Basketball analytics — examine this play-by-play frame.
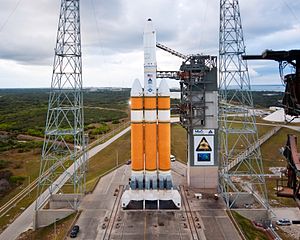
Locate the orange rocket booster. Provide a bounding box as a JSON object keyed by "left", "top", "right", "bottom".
{"left": 158, "top": 80, "right": 171, "bottom": 173}
{"left": 130, "top": 19, "right": 173, "bottom": 190}
{"left": 130, "top": 79, "right": 144, "bottom": 189}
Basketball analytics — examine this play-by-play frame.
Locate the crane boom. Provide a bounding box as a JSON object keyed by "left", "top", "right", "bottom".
{"left": 156, "top": 42, "right": 188, "bottom": 60}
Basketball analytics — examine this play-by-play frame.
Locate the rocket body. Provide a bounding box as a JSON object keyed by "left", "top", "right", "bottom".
{"left": 130, "top": 19, "right": 172, "bottom": 190}
{"left": 144, "top": 19, "right": 158, "bottom": 189}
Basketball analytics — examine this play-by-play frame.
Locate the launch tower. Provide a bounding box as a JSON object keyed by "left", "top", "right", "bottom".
{"left": 219, "top": 0, "right": 269, "bottom": 208}
{"left": 155, "top": 43, "right": 219, "bottom": 189}
{"left": 180, "top": 56, "right": 219, "bottom": 189}
{"left": 34, "top": 0, "right": 87, "bottom": 227}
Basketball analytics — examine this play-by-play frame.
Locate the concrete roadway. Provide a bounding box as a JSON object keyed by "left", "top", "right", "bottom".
{"left": 0, "top": 127, "right": 130, "bottom": 240}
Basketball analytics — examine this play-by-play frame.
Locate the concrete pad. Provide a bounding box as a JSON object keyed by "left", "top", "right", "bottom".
{"left": 272, "top": 207, "right": 300, "bottom": 221}
{"left": 49, "top": 193, "right": 82, "bottom": 209}
{"left": 72, "top": 163, "right": 241, "bottom": 240}
{"left": 189, "top": 166, "right": 218, "bottom": 189}
{"left": 34, "top": 209, "right": 75, "bottom": 228}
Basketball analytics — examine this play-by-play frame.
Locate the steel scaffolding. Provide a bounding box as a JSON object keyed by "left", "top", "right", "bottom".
{"left": 35, "top": 0, "right": 86, "bottom": 210}
{"left": 219, "top": 0, "right": 269, "bottom": 209}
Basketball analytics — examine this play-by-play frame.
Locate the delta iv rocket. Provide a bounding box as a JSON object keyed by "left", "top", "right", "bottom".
{"left": 130, "top": 19, "right": 172, "bottom": 190}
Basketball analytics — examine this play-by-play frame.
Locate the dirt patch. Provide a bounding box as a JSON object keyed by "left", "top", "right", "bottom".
{"left": 17, "top": 213, "right": 76, "bottom": 240}
{"left": 276, "top": 225, "right": 300, "bottom": 240}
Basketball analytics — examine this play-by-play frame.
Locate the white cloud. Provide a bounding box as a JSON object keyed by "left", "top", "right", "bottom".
{"left": 0, "top": 0, "right": 299, "bottom": 88}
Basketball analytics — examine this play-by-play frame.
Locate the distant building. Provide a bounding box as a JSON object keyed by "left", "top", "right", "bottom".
{"left": 264, "top": 107, "right": 300, "bottom": 123}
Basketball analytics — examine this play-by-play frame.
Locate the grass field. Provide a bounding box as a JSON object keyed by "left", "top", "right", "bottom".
{"left": 260, "top": 127, "right": 300, "bottom": 207}
{"left": 221, "top": 120, "right": 274, "bottom": 158}
{"left": 0, "top": 149, "right": 41, "bottom": 207}
{"left": 85, "top": 131, "right": 131, "bottom": 192}
{"left": 171, "top": 123, "right": 187, "bottom": 163}
{"left": 231, "top": 211, "right": 269, "bottom": 240}
{"left": 0, "top": 147, "right": 46, "bottom": 232}
{"left": 171, "top": 120, "right": 274, "bottom": 164}
{"left": 260, "top": 128, "right": 300, "bottom": 172}
{"left": 0, "top": 185, "right": 39, "bottom": 233}
{"left": 264, "top": 178, "right": 297, "bottom": 207}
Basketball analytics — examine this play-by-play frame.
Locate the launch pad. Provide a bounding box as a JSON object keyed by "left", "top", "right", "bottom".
{"left": 74, "top": 163, "right": 241, "bottom": 240}
{"left": 121, "top": 189, "right": 181, "bottom": 209}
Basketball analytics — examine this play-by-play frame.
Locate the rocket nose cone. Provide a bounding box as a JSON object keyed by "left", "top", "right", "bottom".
{"left": 144, "top": 18, "right": 155, "bottom": 33}
{"left": 158, "top": 79, "right": 170, "bottom": 96}
{"left": 131, "top": 79, "right": 143, "bottom": 97}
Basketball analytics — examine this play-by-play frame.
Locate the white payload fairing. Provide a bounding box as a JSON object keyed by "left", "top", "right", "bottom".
{"left": 130, "top": 19, "right": 172, "bottom": 190}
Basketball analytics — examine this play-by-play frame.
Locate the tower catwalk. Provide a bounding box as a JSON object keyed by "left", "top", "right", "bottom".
{"left": 35, "top": 0, "right": 86, "bottom": 210}
{"left": 219, "top": 0, "right": 269, "bottom": 208}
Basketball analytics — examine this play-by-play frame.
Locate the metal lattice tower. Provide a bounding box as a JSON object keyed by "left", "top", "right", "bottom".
{"left": 36, "top": 0, "right": 86, "bottom": 210}
{"left": 219, "top": 0, "right": 269, "bottom": 208}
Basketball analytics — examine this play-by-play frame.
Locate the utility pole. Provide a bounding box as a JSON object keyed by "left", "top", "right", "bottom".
{"left": 219, "top": 0, "right": 269, "bottom": 209}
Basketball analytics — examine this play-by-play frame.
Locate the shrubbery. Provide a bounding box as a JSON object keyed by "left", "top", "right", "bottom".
{"left": 90, "top": 124, "right": 110, "bottom": 135}
{"left": 0, "top": 89, "right": 129, "bottom": 136}
{"left": 228, "top": 90, "right": 283, "bottom": 108}
{"left": 0, "top": 160, "right": 10, "bottom": 169}
{"left": 9, "top": 176, "right": 26, "bottom": 185}
{"left": 0, "top": 139, "right": 43, "bottom": 153}
{"left": 0, "top": 89, "right": 130, "bottom": 152}
{"left": 27, "top": 128, "right": 44, "bottom": 137}
{"left": 112, "top": 120, "right": 120, "bottom": 124}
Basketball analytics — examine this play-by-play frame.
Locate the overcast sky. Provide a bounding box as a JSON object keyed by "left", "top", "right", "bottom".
{"left": 0, "top": 0, "right": 299, "bottom": 89}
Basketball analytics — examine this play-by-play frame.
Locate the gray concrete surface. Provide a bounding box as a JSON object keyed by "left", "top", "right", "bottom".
{"left": 272, "top": 208, "right": 300, "bottom": 240}
{"left": 71, "top": 162, "right": 242, "bottom": 240}
{"left": 35, "top": 209, "right": 75, "bottom": 228}
{"left": 235, "top": 209, "right": 269, "bottom": 222}
{"left": 272, "top": 207, "right": 300, "bottom": 221}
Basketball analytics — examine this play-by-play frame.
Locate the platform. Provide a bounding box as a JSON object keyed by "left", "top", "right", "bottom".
{"left": 121, "top": 189, "right": 181, "bottom": 209}
{"left": 71, "top": 161, "right": 241, "bottom": 240}
{"left": 277, "top": 187, "right": 299, "bottom": 198}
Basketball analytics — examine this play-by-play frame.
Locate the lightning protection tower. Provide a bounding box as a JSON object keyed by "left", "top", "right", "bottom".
{"left": 35, "top": 0, "right": 86, "bottom": 214}
{"left": 219, "top": 0, "right": 269, "bottom": 209}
